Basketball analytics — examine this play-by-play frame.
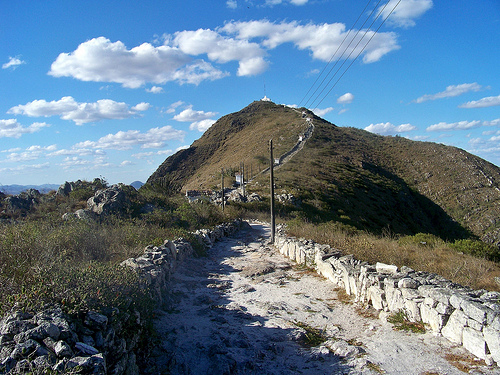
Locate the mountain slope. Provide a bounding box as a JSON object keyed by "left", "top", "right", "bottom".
{"left": 148, "top": 101, "right": 500, "bottom": 245}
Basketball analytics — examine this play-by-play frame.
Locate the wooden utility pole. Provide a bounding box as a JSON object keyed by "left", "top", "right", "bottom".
{"left": 270, "top": 139, "right": 275, "bottom": 244}
{"left": 242, "top": 162, "right": 245, "bottom": 197}
{"left": 221, "top": 168, "right": 225, "bottom": 212}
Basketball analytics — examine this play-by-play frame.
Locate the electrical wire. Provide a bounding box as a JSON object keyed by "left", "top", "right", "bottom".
{"left": 301, "top": 0, "right": 383, "bottom": 108}
{"left": 312, "top": 0, "right": 401, "bottom": 109}
{"left": 298, "top": 0, "right": 375, "bottom": 107}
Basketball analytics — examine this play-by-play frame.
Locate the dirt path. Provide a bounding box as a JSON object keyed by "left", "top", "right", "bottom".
{"left": 149, "top": 223, "right": 500, "bottom": 374}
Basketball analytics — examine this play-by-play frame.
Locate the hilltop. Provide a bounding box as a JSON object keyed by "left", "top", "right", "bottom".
{"left": 147, "top": 101, "right": 500, "bottom": 245}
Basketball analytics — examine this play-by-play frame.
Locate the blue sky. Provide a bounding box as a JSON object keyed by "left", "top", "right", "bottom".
{"left": 1, "top": 0, "right": 499, "bottom": 186}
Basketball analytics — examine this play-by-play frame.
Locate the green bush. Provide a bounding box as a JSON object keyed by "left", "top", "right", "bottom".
{"left": 450, "top": 239, "right": 500, "bottom": 262}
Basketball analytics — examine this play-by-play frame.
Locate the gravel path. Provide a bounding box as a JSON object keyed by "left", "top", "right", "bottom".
{"left": 149, "top": 223, "right": 500, "bottom": 374}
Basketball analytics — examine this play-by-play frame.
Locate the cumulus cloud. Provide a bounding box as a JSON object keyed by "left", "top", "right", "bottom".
{"left": 459, "top": 95, "right": 500, "bottom": 109}
{"left": 74, "top": 126, "right": 185, "bottom": 150}
{"left": 311, "top": 107, "right": 334, "bottom": 117}
{"left": 173, "top": 106, "right": 218, "bottom": 122}
{"left": 365, "top": 122, "right": 416, "bottom": 135}
{"left": 379, "top": 0, "right": 433, "bottom": 28}
{"left": 146, "top": 86, "right": 164, "bottom": 94}
{"left": 49, "top": 37, "right": 227, "bottom": 88}
{"left": 426, "top": 119, "right": 500, "bottom": 132}
{"left": 0, "top": 119, "right": 49, "bottom": 138}
{"left": 172, "top": 29, "right": 268, "bottom": 76}
{"left": 2, "top": 56, "right": 26, "bottom": 69}
{"left": 222, "top": 20, "right": 399, "bottom": 64}
{"left": 6, "top": 145, "right": 57, "bottom": 162}
{"left": 414, "top": 83, "right": 483, "bottom": 103}
{"left": 8, "top": 96, "right": 150, "bottom": 125}
{"left": 190, "top": 119, "right": 216, "bottom": 132}
{"left": 226, "top": 0, "right": 237, "bottom": 8}
{"left": 337, "top": 93, "right": 354, "bottom": 104}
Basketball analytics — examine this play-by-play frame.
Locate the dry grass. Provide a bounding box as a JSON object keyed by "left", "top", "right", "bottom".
{"left": 288, "top": 222, "right": 500, "bottom": 292}
{"left": 444, "top": 353, "right": 487, "bottom": 373}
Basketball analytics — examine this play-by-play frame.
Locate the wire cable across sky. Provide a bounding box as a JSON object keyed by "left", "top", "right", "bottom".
{"left": 301, "top": 0, "right": 402, "bottom": 110}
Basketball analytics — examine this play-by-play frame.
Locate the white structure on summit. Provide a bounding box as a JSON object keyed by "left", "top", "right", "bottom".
{"left": 261, "top": 95, "right": 272, "bottom": 102}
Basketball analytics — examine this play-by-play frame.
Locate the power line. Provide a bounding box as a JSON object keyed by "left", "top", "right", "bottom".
{"left": 312, "top": 0, "right": 401, "bottom": 109}
{"left": 307, "top": 0, "right": 395, "bottom": 109}
{"left": 301, "top": 0, "right": 383, "bottom": 108}
{"left": 299, "top": 0, "right": 375, "bottom": 107}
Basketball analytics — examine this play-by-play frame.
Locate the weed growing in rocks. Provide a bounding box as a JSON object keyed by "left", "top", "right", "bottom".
{"left": 387, "top": 311, "right": 426, "bottom": 334}
{"left": 293, "top": 321, "right": 328, "bottom": 347}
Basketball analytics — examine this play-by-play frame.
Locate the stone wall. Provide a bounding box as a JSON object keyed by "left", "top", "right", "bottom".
{"left": 274, "top": 227, "right": 500, "bottom": 366}
{"left": 0, "top": 219, "right": 247, "bottom": 374}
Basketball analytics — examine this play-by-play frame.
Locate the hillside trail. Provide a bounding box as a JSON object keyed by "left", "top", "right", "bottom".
{"left": 148, "top": 223, "right": 499, "bottom": 375}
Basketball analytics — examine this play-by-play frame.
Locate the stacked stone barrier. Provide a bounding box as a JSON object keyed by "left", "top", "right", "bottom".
{"left": 0, "top": 219, "right": 247, "bottom": 374}
{"left": 274, "top": 226, "right": 500, "bottom": 366}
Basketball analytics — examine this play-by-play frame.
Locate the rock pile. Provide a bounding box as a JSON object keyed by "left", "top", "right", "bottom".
{"left": 0, "top": 306, "right": 134, "bottom": 374}
{"left": 275, "top": 227, "right": 500, "bottom": 366}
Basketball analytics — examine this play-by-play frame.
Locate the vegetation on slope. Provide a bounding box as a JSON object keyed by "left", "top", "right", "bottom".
{"left": 148, "top": 100, "right": 500, "bottom": 247}
{"left": 0, "top": 181, "right": 238, "bottom": 317}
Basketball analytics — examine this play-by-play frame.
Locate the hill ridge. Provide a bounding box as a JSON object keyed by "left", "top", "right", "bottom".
{"left": 147, "top": 101, "right": 500, "bottom": 246}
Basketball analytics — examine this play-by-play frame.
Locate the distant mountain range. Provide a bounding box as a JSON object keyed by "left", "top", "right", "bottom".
{"left": 1, "top": 181, "right": 144, "bottom": 195}
{"left": 147, "top": 100, "right": 500, "bottom": 246}
{"left": 0, "top": 184, "right": 61, "bottom": 195}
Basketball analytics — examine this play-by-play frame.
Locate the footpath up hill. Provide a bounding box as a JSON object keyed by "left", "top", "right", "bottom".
{"left": 147, "top": 100, "right": 500, "bottom": 246}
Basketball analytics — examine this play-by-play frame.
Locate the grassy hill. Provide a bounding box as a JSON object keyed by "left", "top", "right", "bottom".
{"left": 147, "top": 101, "right": 500, "bottom": 246}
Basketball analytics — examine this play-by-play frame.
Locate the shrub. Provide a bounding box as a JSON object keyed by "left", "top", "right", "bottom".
{"left": 450, "top": 239, "right": 500, "bottom": 262}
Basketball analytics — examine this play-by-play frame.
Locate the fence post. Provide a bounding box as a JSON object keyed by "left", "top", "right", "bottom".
{"left": 270, "top": 139, "right": 275, "bottom": 244}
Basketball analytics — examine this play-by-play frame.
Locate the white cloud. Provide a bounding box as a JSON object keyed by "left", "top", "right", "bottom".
{"left": 176, "top": 145, "right": 190, "bottom": 152}
{"left": 49, "top": 37, "right": 227, "bottom": 88}
{"left": 74, "top": 126, "right": 185, "bottom": 150}
{"left": 226, "top": 0, "right": 237, "bottom": 8}
{"left": 414, "top": 83, "right": 483, "bottom": 103}
{"left": 337, "top": 92, "right": 354, "bottom": 104}
{"left": 165, "top": 100, "right": 185, "bottom": 114}
{"left": 146, "top": 86, "right": 164, "bottom": 94}
{"left": 131, "top": 102, "right": 151, "bottom": 111}
{"left": 0, "top": 163, "right": 50, "bottom": 174}
{"left": 426, "top": 119, "right": 500, "bottom": 132}
{"left": 365, "top": 122, "right": 416, "bottom": 135}
{"left": 6, "top": 145, "right": 58, "bottom": 162}
{"left": 379, "top": 0, "right": 433, "bottom": 28}
{"left": 172, "top": 29, "right": 268, "bottom": 76}
{"left": 169, "top": 60, "right": 230, "bottom": 84}
{"left": 2, "top": 56, "right": 26, "bottom": 69}
{"left": 222, "top": 20, "right": 399, "bottom": 64}
{"left": 8, "top": 96, "right": 149, "bottom": 125}
{"left": 311, "top": 107, "right": 334, "bottom": 117}
{"left": 173, "top": 106, "right": 218, "bottom": 122}
{"left": 190, "top": 119, "right": 216, "bottom": 132}
{"left": 0, "top": 119, "right": 49, "bottom": 138}
{"left": 459, "top": 95, "right": 500, "bottom": 109}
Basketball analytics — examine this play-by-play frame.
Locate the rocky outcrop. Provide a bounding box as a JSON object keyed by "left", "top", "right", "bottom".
{"left": 274, "top": 226, "right": 500, "bottom": 366}
{"left": 3, "top": 189, "right": 41, "bottom": 213}
{"left": 63, "top": 184, "right": 134, "bottom": 220}
{"left": 87, "top": 185, "right": 132, "bottom": 216}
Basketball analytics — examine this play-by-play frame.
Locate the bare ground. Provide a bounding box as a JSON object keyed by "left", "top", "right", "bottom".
{"left": 147, "top": 223, "right": 500, "bottom": 375}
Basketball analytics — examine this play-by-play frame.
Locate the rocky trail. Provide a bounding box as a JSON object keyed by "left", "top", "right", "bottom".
{"left": 148, "top": 223, "right": 499, "bottom": 374}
